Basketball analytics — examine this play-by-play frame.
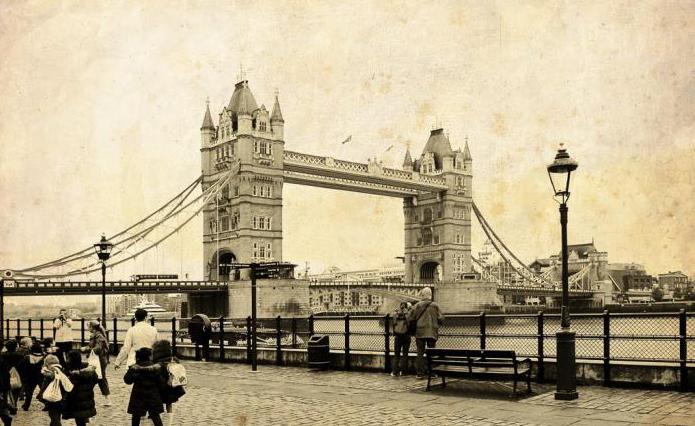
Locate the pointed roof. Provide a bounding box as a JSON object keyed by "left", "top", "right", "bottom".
{"left": 271, "top": 93, "right": 284, "bottom": 123}
{"left": 201, "top": 101, "right": 215, "bottom": 130}
{"left": 228, "top": 80, "right": 259, "bottom": 115}
{"left": 421, "top": 128, "right": 454, "bottom": 168}
{"left": 402, "top": 148, "right": 413, "bottom": 168}
{"left": 462, "top": 139, "right": 472, "bottom": 161}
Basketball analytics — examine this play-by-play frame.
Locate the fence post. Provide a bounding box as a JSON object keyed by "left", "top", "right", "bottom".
{"left": 150, "top": 317, "right": 155, "bottom": 327}
{"left": 384, "top": 314, "right": 392, "bottom": 373}
{"left": 27, "top": 319, "right": 32, "bottom": 339}
{"left": 40, "top": 319, "right": 45, "bottom": 341}
{"left": 131, "top": 318, "right": 135, "bottom": 327}
{"left": 479, "top": 312, "right": 486, "bottom": 350}
{"left": 291, "top": 317, "right": 297, "bottom": 349}
{"left": 308, "top": 314, "right": 315, "bottom": 337}
{"left": 680, "top": 309, "right": 688, "bottom": 391}
{"left": 16, "top": 319, "right": 20, "bottom": 339}
{"left": 80, "top": 318, "right": 86, "bottom": 346}
{"left": 219, "top": 316, "right": 225, "bottom": 362}
{"left": 603, "top": 310, "right": 610, "bottom": 386}
{"left": 537, "top": 311, "right": 544, "bottom": 382}
{"left": 276, "top": 316, "right": 282, "bottom": 366}
{"left": 113, "top": 317, "right": 119, "bottom": 356}
{"left": 246, "top": 316, "right": 252, "bottom": 364}
{"left": 171, "top": 317, "right": 177, "bottom": 358}
{"left": 344, "top": 314, "right": 351, "bottom": 371}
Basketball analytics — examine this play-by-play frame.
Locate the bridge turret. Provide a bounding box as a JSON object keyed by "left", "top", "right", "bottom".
{"left": 270, "top": 92, "right": 284, "bottom": 141}
{"left": 200, "top": 100, "right": 216, "bottom": 147}
{"left": 402, "top": 147, "right": 413, "bottom": 171}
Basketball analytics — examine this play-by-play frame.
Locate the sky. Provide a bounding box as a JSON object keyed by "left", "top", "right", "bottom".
{"left": 0, "top": 0, "right": 693, "bottom": 294}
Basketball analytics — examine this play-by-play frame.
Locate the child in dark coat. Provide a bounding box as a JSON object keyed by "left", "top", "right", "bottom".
{"left": 0, "top": 356, "right": 12, "bottom": 425}
{"left": 62, "top": 350, "right": 98, "bottom": 425}
{"left": 38, "top": 354, "right": 69, "bottom": 426}
{"left": 124, "top": 347, "right": 164, "bottom": 426}
{"left": 152, "top": 339, "right": 185, "bottom": 426}
{"left": 19, "top": 342, "right": 44, "bottom": 410}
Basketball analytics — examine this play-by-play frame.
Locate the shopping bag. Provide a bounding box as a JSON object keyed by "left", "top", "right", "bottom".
{"left": 43, "top": 378, "right": 63, "bottom": 403}
{"left": 88, "top": 350, "right": 103, "bottom": 379}
{"left": 9, "top": 367, "right": 21, "bottom": 390}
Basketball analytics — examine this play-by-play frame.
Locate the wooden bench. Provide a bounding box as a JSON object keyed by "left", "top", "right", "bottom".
{"left": 425, "top": 348, "right": 532, "bottom": 395}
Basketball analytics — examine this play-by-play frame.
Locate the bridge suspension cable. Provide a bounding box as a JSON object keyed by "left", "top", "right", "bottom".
{"left": 14, "top": 171, "right": 233, "bottom": 279}
{"left": 14, "top": 175, "right": 203, "bottom": 273}
{"left": 471, "top": 202, "right": 557, "bottom": 288}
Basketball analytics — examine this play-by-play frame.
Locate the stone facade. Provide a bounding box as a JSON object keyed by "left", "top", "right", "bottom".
{"left": 402, "top": 129, "right": 473, "bottom": 283}
{"left": 227, "top": 279, "right": 310, "bottom": 318}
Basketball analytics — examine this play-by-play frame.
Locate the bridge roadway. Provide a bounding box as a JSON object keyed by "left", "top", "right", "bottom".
{"left": 0, "top": 279, "right": 594, "bottom": 298}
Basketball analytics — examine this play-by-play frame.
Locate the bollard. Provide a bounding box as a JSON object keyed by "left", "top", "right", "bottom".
{"left": 150, "top": 317, "right": 155, "bottom": 327}
{"left": 219, "top": 316, "right": 225, "bottom": 362}
{"left": 384, "top": 314, "right": 391, "bottom": 374}
{"left": 537, "top": 311, "right": 544, "bottom": 382}
{"left": 276, "top": 316, "right": 282, "bottom": 366}
{"left": 603, "top": 310, "right": 610, "bottom": 386}
{"left": 344, "top": 314, "right": 351, "bottom": 371}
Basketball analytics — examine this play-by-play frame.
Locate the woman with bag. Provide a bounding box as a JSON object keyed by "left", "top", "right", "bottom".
{"left": 38, "top": 354, "right": 73, "bottom": 426}
{"left": 80, "top": 320, "right": 111, "bottom": 406}
{"left": 62, "top": 350, "right": 98, "bottom": 426}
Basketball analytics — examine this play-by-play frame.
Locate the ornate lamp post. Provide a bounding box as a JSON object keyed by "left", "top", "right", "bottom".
{"left": 94, "top": 235, "right": 113, "bottom": 328}
{"left": 547, "top": 144, "right": 579, "bottom": 400}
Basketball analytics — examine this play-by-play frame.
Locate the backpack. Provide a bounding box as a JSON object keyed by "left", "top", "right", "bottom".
{"left": 9, "top": 367, "right": 21, "bottom": 390}
{"left": 393, "top": 311, "right": 409, "bottom": 335}
{"left": 167, "top": 362, "right": 187, "bottom": 388}
{"left": 407, "top": 301, "right": 431, "bottom": 336}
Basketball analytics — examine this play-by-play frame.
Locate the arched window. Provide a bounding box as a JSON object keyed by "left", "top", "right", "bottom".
{"left": 422, "top": 228, "right": 432, "bottom": 246}
{"left": 423, "top": 208, "right": 433, "bottom": 224}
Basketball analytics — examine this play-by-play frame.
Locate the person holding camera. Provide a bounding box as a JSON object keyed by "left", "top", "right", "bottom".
{"left": 53, "top": 309, "right": 73, "bottom": 367}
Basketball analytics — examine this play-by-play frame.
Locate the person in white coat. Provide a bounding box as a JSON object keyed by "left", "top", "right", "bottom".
{"left": 114, "top": 309, "right": 158, "bottom": 369}
{"left": 53, "top": 309, "right": 73, "bottom": 367}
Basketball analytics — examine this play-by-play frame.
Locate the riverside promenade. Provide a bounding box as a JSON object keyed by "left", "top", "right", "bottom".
{"left": 11, "top": 361, "right": 695, "bottom": 426}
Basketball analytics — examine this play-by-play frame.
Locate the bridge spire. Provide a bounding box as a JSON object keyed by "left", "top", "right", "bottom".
{"left": 463, "top": 135, "right": 472, "bottom": 161}
{"left": 201, "top": 98, "right": 215, "bottom": 130}
{"left": 402, "top": 145, "right": 413, "bottom": 170}
{"left": 271, "top": 89, "right": 284, "bottom": 123}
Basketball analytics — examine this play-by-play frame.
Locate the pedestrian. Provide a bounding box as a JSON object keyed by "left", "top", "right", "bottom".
{"left": 38, "top": 354, "right": 70, "bottom": 426}
{"left": 53, "top": 309, "right": 73, "bottom": 367}
{"left": 62, "top": 350, "right": 98, "bottom": 426}
{"left": 0, "top": 341, "right": 22, "bottom": 414}
{"left": 19, "top": 342, "right": 44, "bottom": 411}
{"left": 80, "top": 320, "right": 111, "bottom": 406}
{"left": 407, "top": 287, "right": 444, "bottom": 379}
{"left": 0, "top": 354, "right": 13, "bottom": 425}
{"left": 124, "top": 347, "right": 165, "bottom": 426}
{"left": 391, "top": 301, "right": 412, "bottom": 377}
{"left": 42, "top": 338, "right": 58, "bottom": 356}
{"left": 152, "top": 340, "right": 185, "bottom": 426}
{"left": 114, "top": 308, "right": 158, "bottom": 369}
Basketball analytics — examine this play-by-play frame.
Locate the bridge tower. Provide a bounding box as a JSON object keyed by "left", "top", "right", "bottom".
{"left": 402, "top": 129, "right": 473, "bottom": 283}
{"left": 200, "top": 80, "right": 285, "bottom": 280}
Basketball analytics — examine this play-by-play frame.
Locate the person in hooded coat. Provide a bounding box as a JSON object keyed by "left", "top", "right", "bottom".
{"left": 124, "top": 347, "right": 164, "bottom": 426}
{"left": 62, "top": 350, "right": 98, "bottom": 425}
{"left": 0, "top": 355, "right": 13, "bottom": 425}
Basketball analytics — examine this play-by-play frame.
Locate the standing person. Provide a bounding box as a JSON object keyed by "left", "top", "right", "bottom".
{"left": 114, "top": 309, "right": 158, "bottom": 369}
{"left": 38, "top": 354, "right": 70, "bottom": 426}
{"left": 0, "top": 354, "right": 13, "bottom": 425}
{"left": 80, "top": 321, "right": 111, "bottom": 406}
{"left": 124, "top": 348, "right": 164, "bottom": 426}
{"left": 53, "top": 309, "right": 73, "bottom": 367}
{"left": 391, "top": 302, "right": 412, "bottom": 377}
{"left": 152, "top": 340, "right": 185, "bottom": 426}
{"left": 62, "top": 350, "right": 98, "bottom": 426}
{"left": 408, "top": 287, "right": 444, "bottom": 379}
{"left": 0, "top": 341, "right": 22, "bottom": 414}
{"left": 19, "top": 342, "right": 45, "bottom": 411}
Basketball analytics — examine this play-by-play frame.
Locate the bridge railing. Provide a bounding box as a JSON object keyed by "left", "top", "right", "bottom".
{"left": 4, "top": 310, "right": 693, "bottom": 387}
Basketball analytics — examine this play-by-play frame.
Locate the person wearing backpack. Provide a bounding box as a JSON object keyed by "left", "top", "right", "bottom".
{"left": 407, "top": 287, "right": 444, "bottom": 379}
{"left": 152, "top": 340, "right": 185, "bottom": 426}
{"left": 124, "top": 347, "right": 164, "bottom": 426}
{"left": 391, "top": 302, "right": 412, "bottom": 377}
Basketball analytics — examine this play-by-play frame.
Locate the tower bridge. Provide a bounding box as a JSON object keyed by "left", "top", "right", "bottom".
{"left": 3, "top": 77, "right": 609, "bottom": 317}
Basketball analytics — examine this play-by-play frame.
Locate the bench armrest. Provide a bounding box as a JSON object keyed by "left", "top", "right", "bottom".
{"left": 518, "top": 358, "right": 531, "bottom": 369}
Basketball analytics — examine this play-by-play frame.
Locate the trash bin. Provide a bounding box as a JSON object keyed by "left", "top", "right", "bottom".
{"left": 188, "top": 314, "right": 212, "bottom": 361}
{"left": 307, "top": 334, "right": 330, "bottom": 369}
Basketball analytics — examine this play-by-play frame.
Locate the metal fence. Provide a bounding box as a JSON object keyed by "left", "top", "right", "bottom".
{"left": 3, "top": 310, "right": 693, "bottom": 387}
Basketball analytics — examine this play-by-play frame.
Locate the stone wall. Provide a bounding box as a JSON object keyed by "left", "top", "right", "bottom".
{"left": 227, "top": 279, "right": 310, "bottom": 318}
{"left": 434, "top": 280, "right": 503, "bottom": 313}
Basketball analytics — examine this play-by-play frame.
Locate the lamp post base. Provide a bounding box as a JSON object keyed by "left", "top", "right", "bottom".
{"left": 555, "top": 329, "right": 579, "bottom": 401}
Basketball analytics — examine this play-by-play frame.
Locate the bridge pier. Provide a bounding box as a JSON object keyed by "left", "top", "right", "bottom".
{"left": 434, "top": 281, "right": 502, "bottom": 314}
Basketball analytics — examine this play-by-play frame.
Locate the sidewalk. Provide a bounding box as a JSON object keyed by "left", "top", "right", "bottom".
{"left": 12, "top": 361, "right": 695, "bottom": 425}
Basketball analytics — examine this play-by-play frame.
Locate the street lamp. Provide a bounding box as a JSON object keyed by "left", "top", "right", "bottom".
{"left": 93, "top": 234, "right": 113, "bottom": 328}
{"left": 547, "top": 144, "right": 579, "bottom": 400}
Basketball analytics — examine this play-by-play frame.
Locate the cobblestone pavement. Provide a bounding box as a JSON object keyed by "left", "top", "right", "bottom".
{"left": 10, "top": 361, "right": 695, "bottom": 425}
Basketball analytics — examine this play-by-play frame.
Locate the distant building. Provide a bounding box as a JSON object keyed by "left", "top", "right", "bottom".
{"left": 606, "top": 262, "right": 647, "bottom": 292}
{"left": 658, "top": 271, "right": 689, "bottom": 292}
{"left": 309, "top": 265, "right": 405, "bottom": 283}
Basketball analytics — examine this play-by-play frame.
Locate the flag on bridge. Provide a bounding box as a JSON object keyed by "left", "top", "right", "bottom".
{"left": 341, "top": 135, "right": 352, "bottom": 144}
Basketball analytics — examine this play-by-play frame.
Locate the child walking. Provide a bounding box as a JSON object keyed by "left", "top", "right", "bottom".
{"left": 62, "top": 350, "right": 98, "bottom": 426}
{"left": 38, "top": 354, "right": 71, "bottom": 426}
{"left": 124, "top": 347, "right": 164, "bottom": 426}
{"left": 152, "top": 340, "right": 185, "bottom": 426}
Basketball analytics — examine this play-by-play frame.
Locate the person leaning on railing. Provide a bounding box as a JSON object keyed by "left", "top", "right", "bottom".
{"left": 407, "top": 287, "right": 444, "bottom": 379}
